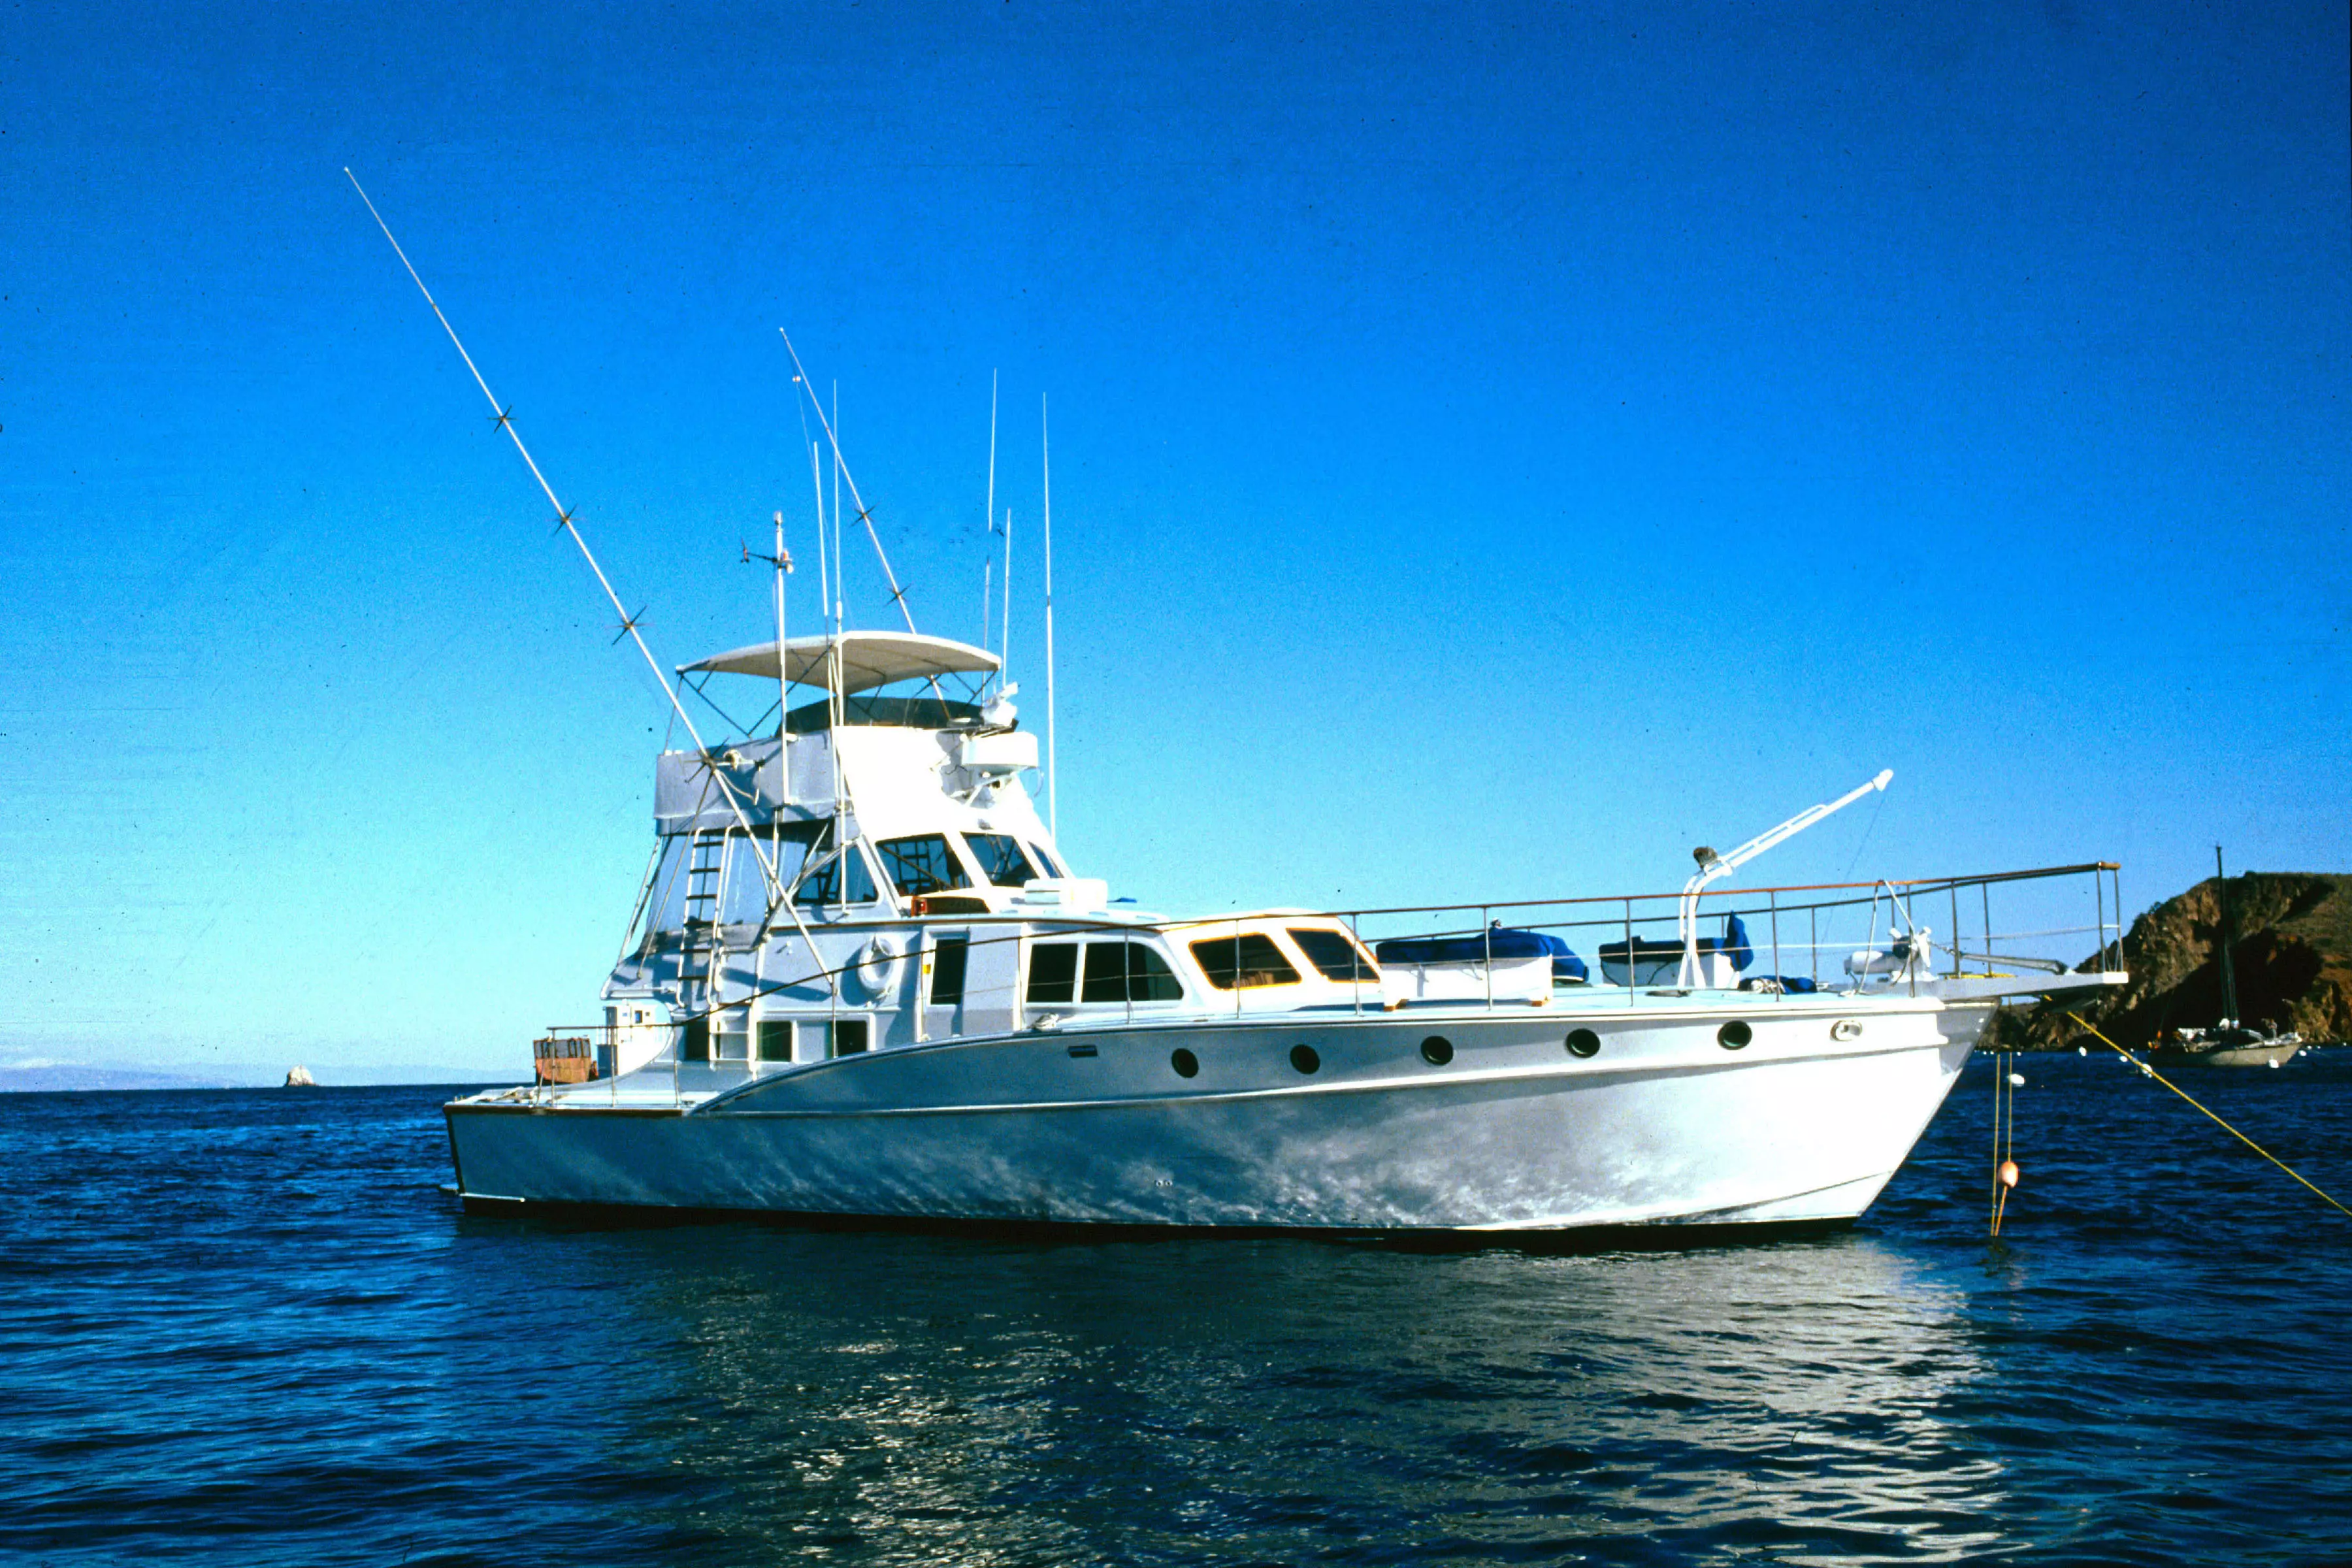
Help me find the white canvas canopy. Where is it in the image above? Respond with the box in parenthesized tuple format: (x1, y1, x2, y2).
(679, 631, 1000, 696)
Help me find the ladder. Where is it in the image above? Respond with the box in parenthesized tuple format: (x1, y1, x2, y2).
(678, 830, 730, 1007)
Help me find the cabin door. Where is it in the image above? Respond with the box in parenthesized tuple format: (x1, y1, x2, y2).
(921, 932, 970, 1039)
(958, 929, 1019, 1038)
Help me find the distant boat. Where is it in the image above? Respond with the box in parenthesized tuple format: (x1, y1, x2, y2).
(284, 1066, 319, 1088)
(2151, 849, 2303, 1068)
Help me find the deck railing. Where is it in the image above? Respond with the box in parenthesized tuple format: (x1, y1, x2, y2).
(517, 862, 2123, 1100)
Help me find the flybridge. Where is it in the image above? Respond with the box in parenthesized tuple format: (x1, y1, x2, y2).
(681, 631, 1010, 736)
(664, 627, 1040, 834)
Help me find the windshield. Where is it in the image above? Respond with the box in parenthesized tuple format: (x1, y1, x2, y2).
(1287, 927, 1379, 983)
(794, 840, 879, 906)
(875, 834, 972, 898)
(1189, 934, 1301, 990)
(964, 833, 1036, 888)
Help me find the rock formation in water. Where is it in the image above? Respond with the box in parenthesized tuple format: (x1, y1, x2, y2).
(284, 1065, 318, 1087)
(1988, 872, 2352, 1051)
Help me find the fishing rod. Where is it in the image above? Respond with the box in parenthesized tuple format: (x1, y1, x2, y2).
(346, 169, 781, 897)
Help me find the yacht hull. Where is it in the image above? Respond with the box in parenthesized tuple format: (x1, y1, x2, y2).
(447, 1001, 1972, 1233)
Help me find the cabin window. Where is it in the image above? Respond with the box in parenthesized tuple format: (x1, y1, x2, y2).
(930, 937, 970, 1005)
(644, 838, 692, 934)
(714, 1011, 749, 1061)
(1190, 934, 1302, 990)
(1029, 842, 1068, 878)
(644, 825, 830, 935)
(794, 841, 879, 906)
(1026, 942, 1080, 1004)
(1081, 941, 1186, 1002)
(964, 832, 1037, 887)
(798, 1018, 868, 1057)
(757, 1021, 792, 1062)
(681, 1017, 711, 1062)
(720, 825, 825, 924)
(876, 834, 972, 897)
(1286, 927, 1379, 983)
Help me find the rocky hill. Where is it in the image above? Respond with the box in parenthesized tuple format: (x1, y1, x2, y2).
(1987, 872, 2352, 1051)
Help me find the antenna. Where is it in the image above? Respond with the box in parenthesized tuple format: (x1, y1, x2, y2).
(740, 517, 794, 744)
(1043, 393, 1057, 840)
(346, 169, 781, 896)
(804, 436, 841, 736)
(777, 328, 920, 634)
(985, 370, 998, 673)
(769, 510, 790, 743)
(981, 559, 993, 658)
(841, 383, 851, 634)
(1001, 505, 1014, 688)
(806, 436, 828, 636)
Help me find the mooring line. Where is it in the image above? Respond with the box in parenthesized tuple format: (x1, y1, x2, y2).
(2067, 1012, 2352, 1220)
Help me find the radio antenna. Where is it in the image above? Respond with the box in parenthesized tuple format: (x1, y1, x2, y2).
(984, 369, 998, 678)
(832, 382, 844, 637)
(1042, 393, 1057, 840)
(777, 328, 919, 634)
(346, 170, 779, 896)
(804, 435, 842, 736)
(766, 511, 790, 741)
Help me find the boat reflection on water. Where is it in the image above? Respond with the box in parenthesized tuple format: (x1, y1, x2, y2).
(542, 1224, 2008, 1562)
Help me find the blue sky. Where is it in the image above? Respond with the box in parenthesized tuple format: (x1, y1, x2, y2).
(2, 2, 2345, 1079)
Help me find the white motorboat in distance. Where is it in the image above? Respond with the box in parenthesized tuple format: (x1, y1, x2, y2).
(445, 630, 2126, 1237)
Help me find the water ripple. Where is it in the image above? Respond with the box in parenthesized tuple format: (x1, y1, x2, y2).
(2, 1054, 2349, 1563)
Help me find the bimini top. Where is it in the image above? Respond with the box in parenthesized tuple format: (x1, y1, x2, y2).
(679, 631, 1000, 696)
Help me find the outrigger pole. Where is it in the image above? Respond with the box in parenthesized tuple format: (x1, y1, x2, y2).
(777, 329, 920, 636)
(346, 169, 781, 898)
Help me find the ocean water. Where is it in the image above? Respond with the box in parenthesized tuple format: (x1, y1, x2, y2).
(4, 1053, 2348, 1567)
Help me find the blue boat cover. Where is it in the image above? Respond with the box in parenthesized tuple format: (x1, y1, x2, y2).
(1719, 912, 1754, 971)
(1599, 936, 1685, 958)
(1375, 928, 1588, 982)
(1598, 914, 1754, 971)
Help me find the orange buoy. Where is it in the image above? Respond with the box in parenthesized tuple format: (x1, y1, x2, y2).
(1999, 1159, 2020, 1189)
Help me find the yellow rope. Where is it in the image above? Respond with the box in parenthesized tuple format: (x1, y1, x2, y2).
(2067, 1011, 2352, 1220)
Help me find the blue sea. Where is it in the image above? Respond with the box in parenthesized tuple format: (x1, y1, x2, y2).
(5, 1053, 2349, 1567)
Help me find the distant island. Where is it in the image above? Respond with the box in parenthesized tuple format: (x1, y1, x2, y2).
(0, 1061, 244, 1093)
(1989, 872, 2352, 1051)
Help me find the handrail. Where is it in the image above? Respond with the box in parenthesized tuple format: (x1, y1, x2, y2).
(596, 861, 2123, 1036)
(1322, 862, 2117, 922)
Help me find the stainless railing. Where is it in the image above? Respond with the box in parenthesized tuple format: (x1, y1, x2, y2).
(517, 862, 2123, 1098)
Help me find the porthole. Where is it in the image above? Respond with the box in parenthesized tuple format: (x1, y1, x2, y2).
(1830, 1019, 1863, 1042)
(1718, 1020, 1754, 1051)
(1290, 1044, 1321, 1075)
(1170, 1047, 1200, 1079)
(1565, 1028, 1601, 1058)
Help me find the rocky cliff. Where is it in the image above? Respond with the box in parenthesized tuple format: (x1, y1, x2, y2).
(1987, 872, 2352, 1051)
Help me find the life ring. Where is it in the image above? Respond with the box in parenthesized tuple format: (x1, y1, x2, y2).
(851, 934, 906, 998)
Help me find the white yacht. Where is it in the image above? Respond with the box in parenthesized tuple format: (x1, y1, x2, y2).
(342, 174, 2123, 1237)
(444, 630, 2123, 1235)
